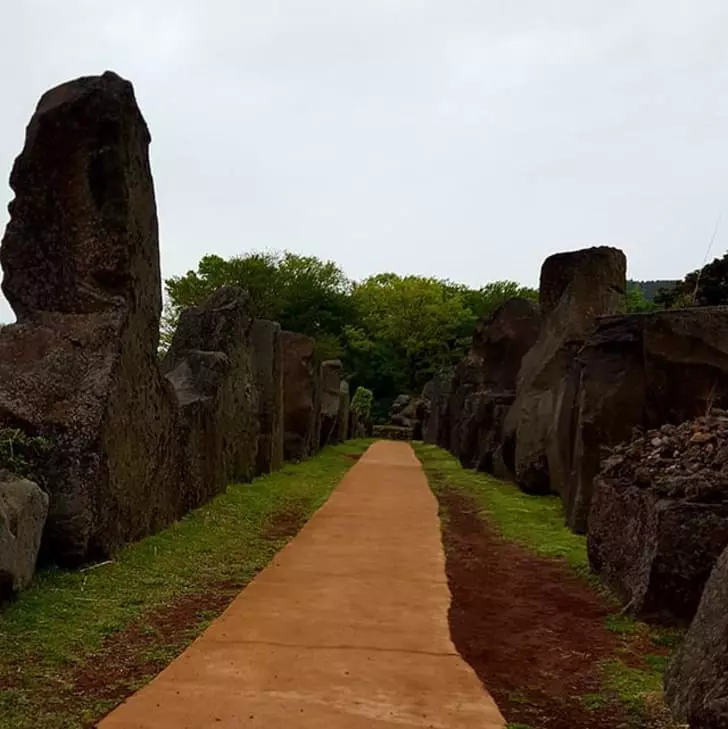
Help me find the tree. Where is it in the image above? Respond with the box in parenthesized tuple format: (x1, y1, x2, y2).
(164, 251, 354, 358)
(624, 285, 657, 313)
(655, 251, 728, 309)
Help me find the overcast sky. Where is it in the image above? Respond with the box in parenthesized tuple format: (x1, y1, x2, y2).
(2, 1, 728, 322)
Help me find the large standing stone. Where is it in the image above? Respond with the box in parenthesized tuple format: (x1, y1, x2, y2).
(319, 360, 343, 447)
(0, 474, 48, 599)
(161, 286, 259, 489)
(281, 331, 318, 461)
(504, 246, 626, 494)
(665, 545, 728, 728)
(251, 319, 283, 475)
(0, 72, 180, 565)
(337, 381, 350, 442)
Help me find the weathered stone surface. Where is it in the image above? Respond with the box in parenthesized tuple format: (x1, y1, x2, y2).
(459, 391, 517, 472)
(469, 298, 541, 391)
(424, 370, 453, 447)
(0, 72, 180, 565)
(446, 298, 540, 469)
(281, 331, 318, 461)
(337, 381, 350, 442)
(251, 319, 283, 475)
(0, 473, 48, 598)
(162, 285, 259, 488)
(665, 545, 728, 728)
(319, 360, 343, 447)
(588, 415, 728, 621)
(566, 307, 728, 532)
(505, 246, 626, 494)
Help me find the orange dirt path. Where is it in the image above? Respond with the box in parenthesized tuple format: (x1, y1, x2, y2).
(98, 440, 505, 728)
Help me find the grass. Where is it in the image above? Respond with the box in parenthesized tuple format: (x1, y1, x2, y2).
(0, 438, 373, 729)
(414, 442, 681, 728)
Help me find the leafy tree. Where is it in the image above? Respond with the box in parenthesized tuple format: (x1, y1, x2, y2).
(349, 274, 474, 394)
(164, 251, 354, 357)
(457, 281, 538, 320)
(655, 251, 728, 308)
(624, 286, 657, 313)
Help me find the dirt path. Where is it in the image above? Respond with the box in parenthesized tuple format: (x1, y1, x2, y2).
(99, 441, 504, 728)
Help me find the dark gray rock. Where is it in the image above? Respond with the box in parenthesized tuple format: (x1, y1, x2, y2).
(337, 381, 350, 442)
(251, 319, 283, 475)
(281, 331, 318, 461)
(0, 71, 180, 565)
(567, 307, 728, 532)
(162, 285, 259, 487)
(665, 545, 728, 728)
(446, 298, 540, 469)
(319, 360, 343, 447)
(0, 473, 48, 599)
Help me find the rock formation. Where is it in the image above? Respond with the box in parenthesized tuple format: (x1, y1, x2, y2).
(161, 285, 259, 490)
(281, 331, 319, 461)
(423, 370, 453, 446)
(0, 71, 180, 565)
(447, 298, 540, 470)
(504, 247, 626, 494)
(319, 360, 343, 447)
(0, 72, 262, 569)
(566, 308, 728, 532)
(664, 544, 728, 727)
(337, 381, 351, 442)
(588, 414, 728, 621)
(251, 319, 284, 475)
(0, 474, 48, 599)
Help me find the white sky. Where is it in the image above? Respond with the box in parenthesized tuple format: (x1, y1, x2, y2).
(2, 1, 728, 321)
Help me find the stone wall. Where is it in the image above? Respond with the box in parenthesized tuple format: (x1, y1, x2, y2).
(251, 319, 284, 475)
(281, 331, 320, 461)
(319, 360, 343, 447)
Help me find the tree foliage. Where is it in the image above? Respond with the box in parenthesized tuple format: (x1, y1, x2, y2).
(655, 251, 728, 309)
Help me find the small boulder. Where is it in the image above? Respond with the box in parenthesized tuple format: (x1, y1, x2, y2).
(0, 473, 48, 599)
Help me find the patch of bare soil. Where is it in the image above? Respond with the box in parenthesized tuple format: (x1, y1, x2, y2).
(64, 510, 311, 726)
(439, 487, 644, 729)
(69, 581, 242, 725)
(264, 506, 307, 539)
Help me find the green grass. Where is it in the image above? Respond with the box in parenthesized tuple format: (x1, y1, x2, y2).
(414, 443, 588, 569)
(0, 439, 373, 729)
(414, 443, 680, 728)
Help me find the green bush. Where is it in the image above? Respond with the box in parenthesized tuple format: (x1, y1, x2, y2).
(351, 387, 374, 420)
(0, 428, 52, 484)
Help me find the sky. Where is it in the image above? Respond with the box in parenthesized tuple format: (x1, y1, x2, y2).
(1, 1, 728, 322)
